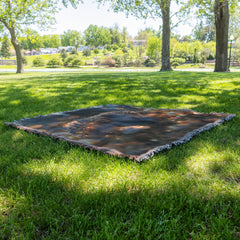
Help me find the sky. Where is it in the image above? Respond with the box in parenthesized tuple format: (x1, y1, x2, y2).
(40, 1, 195, 37)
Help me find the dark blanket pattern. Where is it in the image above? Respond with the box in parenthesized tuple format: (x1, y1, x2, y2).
(5, 105, 235, 162)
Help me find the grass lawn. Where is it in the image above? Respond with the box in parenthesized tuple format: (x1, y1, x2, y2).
(0, 71, 239, 239)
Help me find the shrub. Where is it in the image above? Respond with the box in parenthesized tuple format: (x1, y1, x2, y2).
(70, 48, 78, 55)
(112, 55, 123, 67)
(33, 56, 45, 67)
(47, 57, 62, 68)
(122, 47, 128, 53)
(133, 58, 143, 67)
(22, 56, 28, 65)
(60, 49, 68, 60)
(171, 62, 180, 68)
(94, 58, 101, 66)
(102, 57, 116, 67)
(126, 60, 134, 67)
(94, 48, 99, 54)
(64, 56, 75, 66)
(123, 53, 130, 67)
(71, 57, 83, 67)
(82, 49, 91, 57)
(200, 56, 207, 64)
(170, 58, 185, 65)
(103, 49, 108, 55)
(112, 44, 119, 51)
(114, 49, 124, 55)
(106, 45, 112, 51)
(144, 58, 156, 67)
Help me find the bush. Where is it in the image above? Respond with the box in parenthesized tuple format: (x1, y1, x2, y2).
(102, 57, 116, 67)
(64, 56, 83, 67)
(22, 56, 28, 65)
(70, 48, 78, 55)
(170, 58, 185, 65)
(112, 55, 123, 67)
(47, 57, 63, 68)
(94, 58, 101, 66)
(144, 58, 156, 67)
(122, 47, 128, 53)
(93, 48, 99, 54)
(71, 57, 83, 67)
(171, 62, 180, 68)
(133, 58, 143, 67)
(103, 49, 108, 55)
(106, 45, 112, 51)
(82, 49, 91, 57)
(114, 49, 124, 56)
(112, 44, 119, 51)
(123, 53, 130, 67)
(200, 56, 207, 64)
(64, 56, 75, 66)
(60, 49, 68, 60)
(33, 56, 45, 67)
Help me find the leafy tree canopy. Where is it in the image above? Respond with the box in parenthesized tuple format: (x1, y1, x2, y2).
(1, 36, 11, 58)
(0, 0, 60, 32)
(84, 25, 111, 47)
(61, 30, 83, 48)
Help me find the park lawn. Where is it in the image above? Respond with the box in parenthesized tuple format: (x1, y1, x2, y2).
(0, 71, 239, 239)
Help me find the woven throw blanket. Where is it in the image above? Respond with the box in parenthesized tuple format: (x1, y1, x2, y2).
(5, 104, 235, 162)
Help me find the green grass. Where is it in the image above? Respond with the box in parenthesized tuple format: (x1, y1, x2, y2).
(0, 71, 239, 239)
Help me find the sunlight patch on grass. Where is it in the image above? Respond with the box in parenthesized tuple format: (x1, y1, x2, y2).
(0, 71, 239, 239)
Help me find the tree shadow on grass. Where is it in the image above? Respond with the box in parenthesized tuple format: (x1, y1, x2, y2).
(0, 71, 240, 239)
(1, 71, 239, 170)
(0, 137, 240, 239)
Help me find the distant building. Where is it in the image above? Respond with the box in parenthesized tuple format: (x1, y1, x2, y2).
(78, 45, 89, 52)
(39, 48, 58, 54)
(58, 46, 75, 53)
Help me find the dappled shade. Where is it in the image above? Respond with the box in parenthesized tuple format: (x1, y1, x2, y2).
(5, 105, 235, 162)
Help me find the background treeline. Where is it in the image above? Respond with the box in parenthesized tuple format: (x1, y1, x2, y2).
(1, 24, 240, 68)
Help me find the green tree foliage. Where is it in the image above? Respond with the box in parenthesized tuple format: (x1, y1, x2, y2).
(193, 21, 215, 42)
(70, 48, 78, 55)
(82, 48, 91, 57)
(0, 0, 82, 73)
(187, 0, 239, 71)
(41, 34, 61, 48)
(134, 28, 154, 43)
(96, 0, 178, 71)
(229, 5, 240, 40)
(61, 30, 83, 49)
(19, 29, 42, 51)
(121, 27, 129, 44)
(146, 36, 162, 62)
(94, 48, 100, 54)
(84, 25, 111, 47)
(60, 49, 68, 60)
(1, 36, 11, 59)
(0, 0, 61, 73)
(21, 33, 61, 49)
(109, 24, 121, 45)
(170, 38, 216, 61)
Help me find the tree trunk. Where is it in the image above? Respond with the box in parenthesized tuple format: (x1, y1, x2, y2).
(9, 27, 24, 73)
(160, 0, 172, 71)
(214, 0, 229, 72)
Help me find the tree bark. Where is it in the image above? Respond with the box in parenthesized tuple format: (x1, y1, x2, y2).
(9, 27, 24, 73)
(160, 0, 172, 71)
(214, 0, 229, 72)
